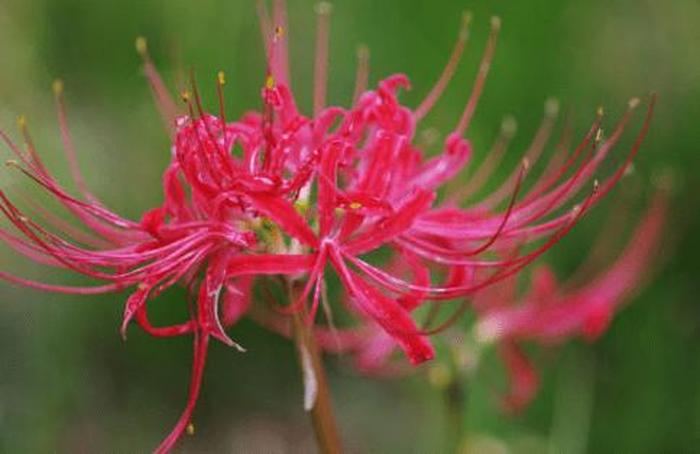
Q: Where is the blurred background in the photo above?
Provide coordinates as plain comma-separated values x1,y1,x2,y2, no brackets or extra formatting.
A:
0,0,698,452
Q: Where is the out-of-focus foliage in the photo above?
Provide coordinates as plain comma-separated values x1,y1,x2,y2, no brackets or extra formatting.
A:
0,0,698,452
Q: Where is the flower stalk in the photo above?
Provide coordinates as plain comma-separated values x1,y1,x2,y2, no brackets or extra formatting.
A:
289,280,342,454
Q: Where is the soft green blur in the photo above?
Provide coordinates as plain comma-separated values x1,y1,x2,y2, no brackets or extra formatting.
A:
0,0,698,452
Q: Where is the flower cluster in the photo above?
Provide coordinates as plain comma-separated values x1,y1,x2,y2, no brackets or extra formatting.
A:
0,2,657,451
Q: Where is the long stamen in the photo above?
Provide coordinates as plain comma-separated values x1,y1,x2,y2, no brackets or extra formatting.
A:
261,74,276,172
313,2,332,116
273,0,291,87
216,70,227,127
52,79,96,203
352,44,370,105
135,36,178,133
454,16,501,137
16,116,47,177
479,98,559,208
255,0,273,57
419,182,600,335
448,114,516,202
458,159,529,256
415,11,472,121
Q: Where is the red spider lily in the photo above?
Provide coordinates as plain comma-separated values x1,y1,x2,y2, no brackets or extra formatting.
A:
345,190,666,411
0,1,657,451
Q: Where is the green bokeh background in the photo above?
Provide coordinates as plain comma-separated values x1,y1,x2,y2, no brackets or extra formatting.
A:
0,0,698,452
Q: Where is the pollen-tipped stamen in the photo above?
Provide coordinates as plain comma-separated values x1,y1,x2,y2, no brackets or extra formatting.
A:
313,2,332,116
479,98,559,208
135,36,179,132
448,114,517,202
215,71,228,128
52,79,98,203
453,16,501,137
352,44,370,105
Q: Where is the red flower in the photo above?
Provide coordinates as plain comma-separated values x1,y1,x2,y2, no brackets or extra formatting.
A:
0,1,657,451
473,190,667,411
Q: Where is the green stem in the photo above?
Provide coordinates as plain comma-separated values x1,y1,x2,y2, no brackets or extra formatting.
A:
289,281,342,454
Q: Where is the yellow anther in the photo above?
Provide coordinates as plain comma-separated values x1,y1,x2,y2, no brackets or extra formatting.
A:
545,97,560,117
459,11,473,41
217,70,226,86
274,25,285,39
461,11,473,29
596,106,604,117
501,115,517,138
186,422,195,436
5,159,19,168
628,97,641,109
180,90,191,103
17,215,29,223
135,36,148,56
137,283,148,291
349,202,362,210
357,44,369,60
265,75,275,90
490,16,502,31
315,2,333,15
52,79,64,96
16,115,26,130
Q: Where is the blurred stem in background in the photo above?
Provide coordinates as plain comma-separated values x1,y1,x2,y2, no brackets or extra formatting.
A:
548,347,596,454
